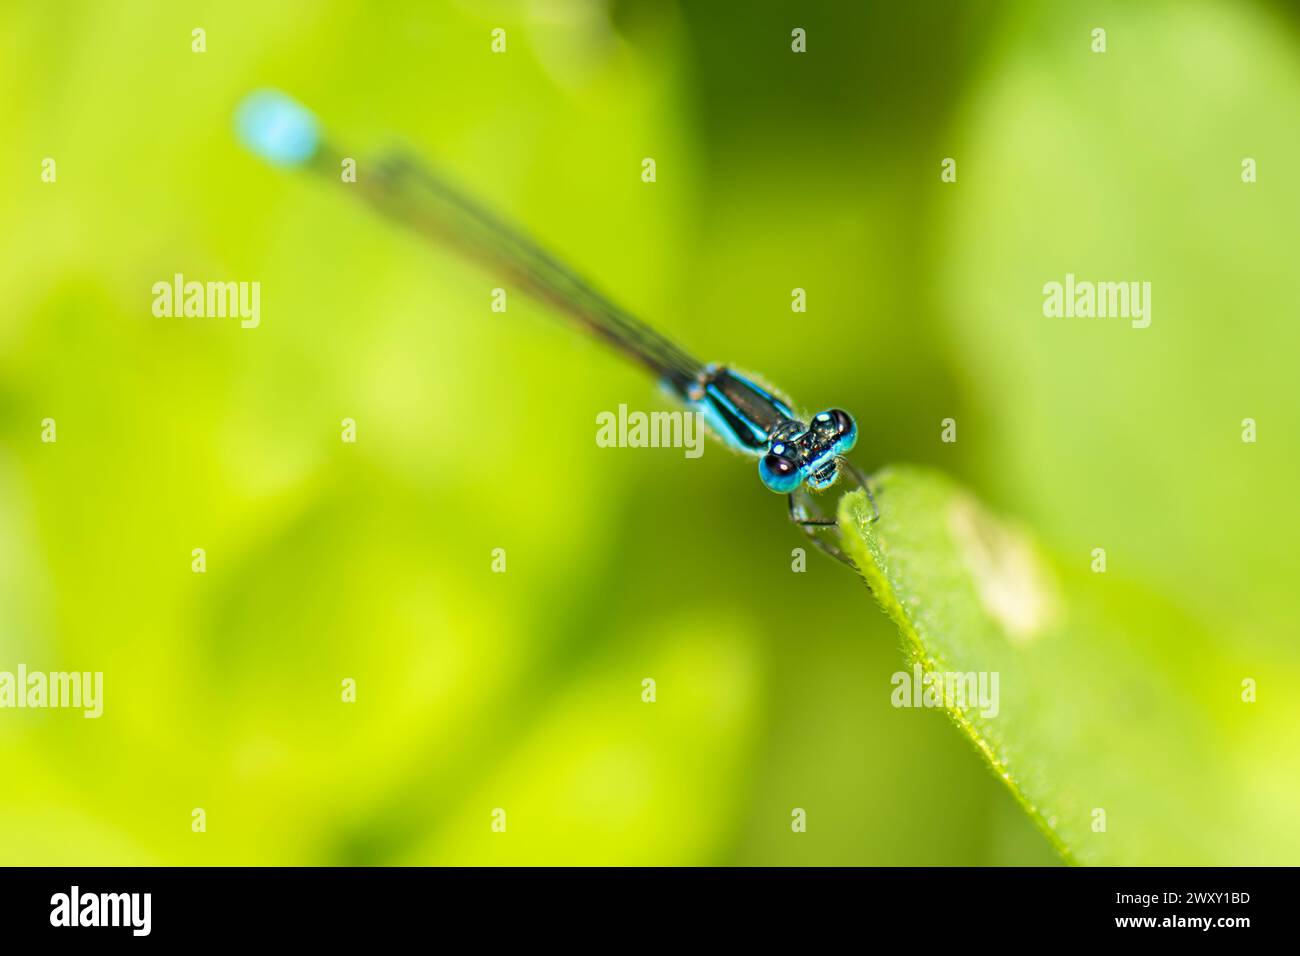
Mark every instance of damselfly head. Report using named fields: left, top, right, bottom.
left=758, top=409, right=858, bottom=493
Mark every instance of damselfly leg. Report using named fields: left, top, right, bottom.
left=787, top=458, right=879, bottom=566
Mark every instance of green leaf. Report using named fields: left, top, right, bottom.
left=838, top=465, right=1279, bottom=866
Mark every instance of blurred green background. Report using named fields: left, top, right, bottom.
left=2, top=0, right=1298, bottom=865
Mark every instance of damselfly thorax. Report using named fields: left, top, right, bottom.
left=682, top=366, right=858, bottom=493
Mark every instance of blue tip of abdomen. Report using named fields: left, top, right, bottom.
left=236, top=89, right=320, bottom=166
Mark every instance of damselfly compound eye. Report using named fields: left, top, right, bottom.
left=759, top=452, right=802, bottom=494
left=821, top=408, right=857, bottom=453
left=828, top=409, right=854, bottom=436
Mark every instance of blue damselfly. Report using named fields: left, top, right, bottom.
left=236, top=90, right=877, bottom=562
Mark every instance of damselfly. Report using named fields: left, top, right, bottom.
left=235, top=90, right=877, bottom=563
